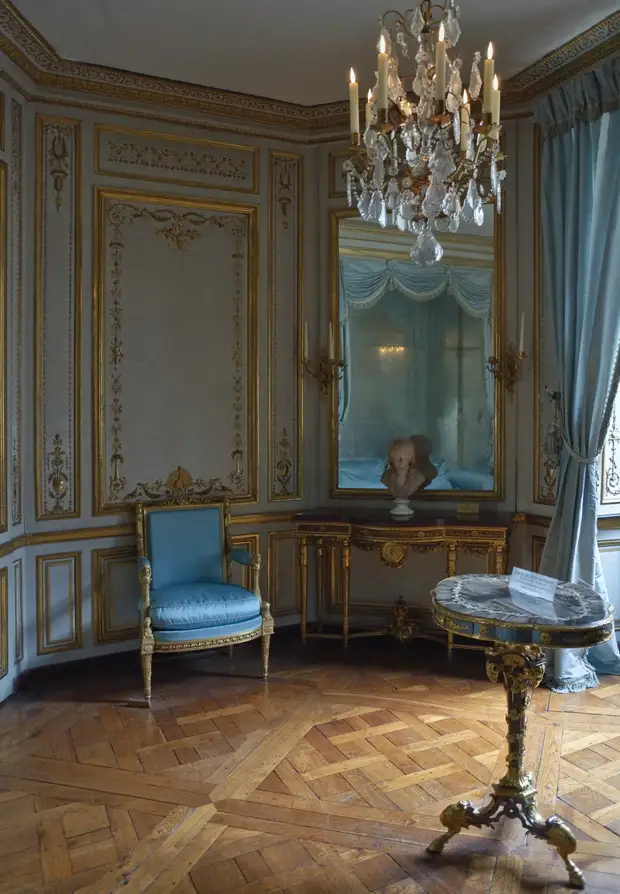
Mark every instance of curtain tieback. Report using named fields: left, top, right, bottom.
left=562, top=438, right=601, bottom=464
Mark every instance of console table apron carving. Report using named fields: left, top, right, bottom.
left=429, top=573, right=615, bottom=889
left=295, top=510, right=510, bottom=649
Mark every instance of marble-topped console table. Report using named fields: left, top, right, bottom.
left=294, top=508, right=510, bottom=648
left=428, top=573, right=615, bottom=889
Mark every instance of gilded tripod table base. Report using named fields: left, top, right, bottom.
left=427, top=573, right=615, bottom=890
left=427, top=642, right=584, bottom=887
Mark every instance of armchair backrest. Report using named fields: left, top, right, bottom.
left=137, top=502, right=228, bottom=589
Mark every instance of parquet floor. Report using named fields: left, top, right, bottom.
left=1, top=643, right=620, bottom=894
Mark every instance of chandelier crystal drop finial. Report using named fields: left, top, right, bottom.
left=344, top=1, right=505, bottom=265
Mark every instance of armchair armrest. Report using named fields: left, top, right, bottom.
left=231, top=548, right=253, bottom=566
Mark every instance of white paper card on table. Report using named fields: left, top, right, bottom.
left=508, top=567, right=558, bottom=602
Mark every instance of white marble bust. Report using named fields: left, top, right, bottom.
left=381, top=438, right=426, bottom=499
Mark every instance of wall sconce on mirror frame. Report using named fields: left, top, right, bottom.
left=487, top=312, right=527, bottom=398
left=302, top=321, right=346, bottom=396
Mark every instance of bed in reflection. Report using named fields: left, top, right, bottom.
left=338, top=457, right=495, bottom=491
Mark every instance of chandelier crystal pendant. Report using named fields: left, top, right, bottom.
left=345, top=0, right=506, bottom=265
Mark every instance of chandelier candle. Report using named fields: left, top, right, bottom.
left=343, top=2, right=506, bottom=265
left=434, top=23, right=446, bottom=106
left=460, top=90, right=470, bottom=152
left=349, top=69, right=360, bottom=140
left=491, top=75, right=501, bottom=127
left=483, top=43, right=495, bottom=116
left=377, top=35, right=389, bottom=112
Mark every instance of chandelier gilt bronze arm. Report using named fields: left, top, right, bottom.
left=345, top=1, right=506, bottom=265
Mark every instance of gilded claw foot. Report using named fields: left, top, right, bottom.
left=538, top=814, right=584, bottom=890
left=427, top=799, right=494, bottom=854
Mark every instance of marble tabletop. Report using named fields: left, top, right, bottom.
left=432, top=575, right=614, bottom=648
left=435, top=574, right=612, bottom=628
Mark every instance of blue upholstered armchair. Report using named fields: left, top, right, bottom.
left=135, top=499, right=274, bottom=704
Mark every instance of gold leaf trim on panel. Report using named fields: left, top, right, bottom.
left=127, top=466, right=233, bottom=503
left=92, top=545, right=139, bottom=645
left=268, top=152, right=303, bottom=501
left=93, top=188, right=258, bottom=514
left=94, top=124, right=259, bottom=194
left=34, top=116, right=81, bottom=521
left=0, top=162, right=6, bottom=534
left=0, top=568, right=7, bottom=679
left=267, top=530, right=299, bottom=617
left=10, top=99, right=22, bottom=526
left=46, top=433, right=70, bottom=513
left=12, top=558, right=23, bottom=664
left=36, top=552, right=83, bottom=655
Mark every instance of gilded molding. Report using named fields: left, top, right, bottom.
left=94, top=124, right=258, bottom=194
left=10, top=98, right=22, bottom=526
left=12, top=557, right=22, bottom=663
left=0, top=161, right=6, bottom=534
left=36, top=551, right=83, bottom=655
left=93, top=188, right=258, bottom=513
left=0, top=3, right=618, bottom=127
left=92, top=545, right=139, bottom=645
left=268, top=151, right=303, bottom=501
left=0, top=90, right=4, bottom=151
left=0, top=567, right=7, bottom=679
left=267, top=530, right=299, bottom=616
left=34, top=115, right=81, bottom=520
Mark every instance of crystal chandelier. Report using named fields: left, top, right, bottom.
left=345, top=0, right=506, bottom=265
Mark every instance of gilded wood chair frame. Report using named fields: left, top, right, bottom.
left=136, top=498, right=274, bottom=705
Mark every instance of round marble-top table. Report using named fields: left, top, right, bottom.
left=427, top=574, right=615, bottom=889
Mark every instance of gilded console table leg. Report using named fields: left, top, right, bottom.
left=299, top=537, right=309, bottom=644
left=342, top=538, right=351, bottom=649
left=428, top=644, right=584, bottom=889
left=447, top=543, right=457, bottom=578
left=316, top=538, right=324, bottom=633
left=495, top=543, right=506, bottom=574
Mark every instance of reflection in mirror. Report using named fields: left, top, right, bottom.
left=336, top=207, right=499, bottom=495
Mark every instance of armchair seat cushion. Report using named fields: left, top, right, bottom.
left=150, top=582, right=261, bottom=631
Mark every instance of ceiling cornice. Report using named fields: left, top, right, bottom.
left=0, top=1, right=618, bottom=131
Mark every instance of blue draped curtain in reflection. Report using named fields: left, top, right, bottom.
left=338, top=258, right=493, bottom=425
left=535, top=58, right=620, bottom=692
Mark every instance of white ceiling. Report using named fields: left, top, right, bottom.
left=12, top=0, right=618, bottom=105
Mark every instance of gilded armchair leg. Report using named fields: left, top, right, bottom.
left=141, top=648, right=153, bottom=706
left=261, top=633, right=272, bottom=680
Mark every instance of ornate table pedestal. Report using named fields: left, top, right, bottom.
left=428, top=574, right=615, bottom=890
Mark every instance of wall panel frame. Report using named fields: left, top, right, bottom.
left=0, top=162, right=6, bottom=534
left=36, top=551, right=82, bottom=655
left=34, top=115, right=82, bottom=520
left=0, top=568, right=7, bottom=679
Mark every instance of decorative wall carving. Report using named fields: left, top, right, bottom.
left=10, top=100, right=22, bottom=526
left=92, top=546, right=140, bottom=644
left=328, top=149, right=349, bottom=199
left=268, top=153, right=303, bottom=501
left=35, top=116, right=81, bottom=519
left=36, top=552, right=82, bottom=655
left=0, top=569, right=7, bottom=680
left=12, top=558, right=22, bottom=664
left=602, top=398, right=620, bottom=504
left=94, top=189, right=258, bottom=513
left=95, top=125, right=258, bottom=193
left=0, top=162, right=6, bottom=534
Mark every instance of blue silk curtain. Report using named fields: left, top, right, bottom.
left=339, top=258, right=493, bottom=424
left=535, top=58, right=620, bottom=691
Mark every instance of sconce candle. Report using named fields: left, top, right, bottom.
left=377, top=34, right=389, bottom=110
left=483, top=43, right=495, bottom=114
left=348, top=69, right=359, bottom=136
left=434, top=23, right=446, bottom=102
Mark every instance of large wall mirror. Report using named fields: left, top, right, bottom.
left=329, top=208, right=504, bottom=499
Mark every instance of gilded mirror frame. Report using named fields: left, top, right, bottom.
left=328, top=207, right=505, bottom=500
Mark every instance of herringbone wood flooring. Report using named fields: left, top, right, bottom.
left=2, top=643, right=620, bottom=893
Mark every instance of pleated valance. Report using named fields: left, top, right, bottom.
left=339, top=258, right=493, bottom=320
left=535, top=57, right=620, bottom=139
